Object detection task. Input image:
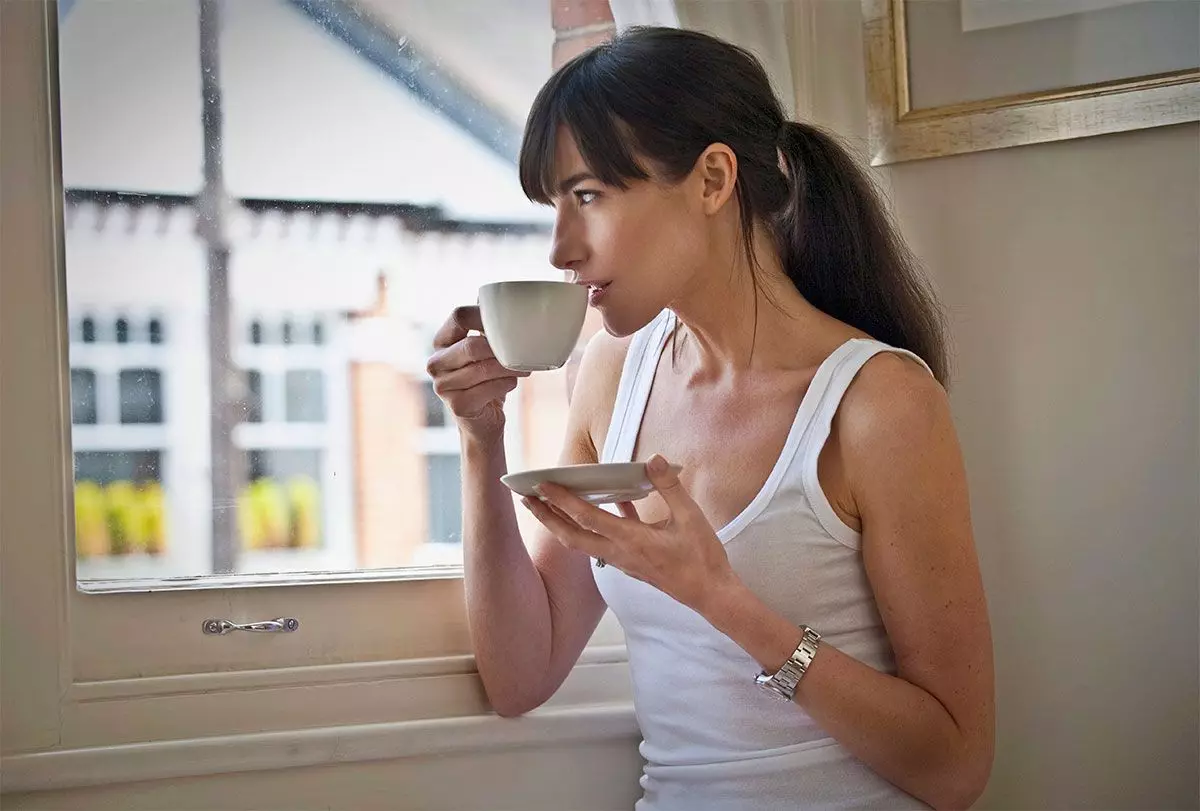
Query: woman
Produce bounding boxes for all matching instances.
[426,27,994,811]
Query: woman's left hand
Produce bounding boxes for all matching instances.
[522,454,738,612]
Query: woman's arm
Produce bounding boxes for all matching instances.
[430,309,616,717]
[698,354,994,810]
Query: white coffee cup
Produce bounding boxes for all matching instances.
[477,280,588,372]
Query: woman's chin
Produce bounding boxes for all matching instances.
[600,304,664,339]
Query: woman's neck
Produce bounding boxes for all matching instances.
[667,230,830,382]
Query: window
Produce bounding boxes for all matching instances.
[73,450,165,556]
[68,315,175,575]
[244,369,264,423]
[421,379,447,428]
[233,314,348,573]
[71,369,98,424]
[119,369,163,424]
[243,449,323,551]
[285,369,326,422]
[426,453,463,544]
[5,0,633,758]
[56,0,568,587]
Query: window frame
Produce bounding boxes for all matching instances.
[0,0,629,767]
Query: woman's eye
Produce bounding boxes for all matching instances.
[574,190,599,206]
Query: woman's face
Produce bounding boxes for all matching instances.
[547,127,711,337]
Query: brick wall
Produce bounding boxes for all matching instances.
[351,362,426,567]
[551,0,616,66]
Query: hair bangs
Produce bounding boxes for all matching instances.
[518,50,650,205]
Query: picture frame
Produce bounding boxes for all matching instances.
[862,0,1200,165]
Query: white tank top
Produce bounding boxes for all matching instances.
[594,310,933,810]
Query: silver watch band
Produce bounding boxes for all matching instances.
[755,626,821,701]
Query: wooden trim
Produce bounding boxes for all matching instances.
[3,702,640,793]
[0,0,75,754]
[69,644,629,702]
[890,0,910,119]
[56,646,632,749]
[863,0,1200,166]
[902,68,1200,122]
[77,563,463,594]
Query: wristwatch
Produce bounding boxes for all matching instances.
[755,626,821,701]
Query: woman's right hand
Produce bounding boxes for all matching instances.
[426,305,529,442]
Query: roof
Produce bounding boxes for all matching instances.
[64,189,548,237]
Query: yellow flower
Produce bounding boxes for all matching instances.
[74,480,109,557]
[140,483,167,554]
[287,476,322,549]
[105,480,142,554]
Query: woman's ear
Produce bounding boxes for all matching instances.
[696,143,738,216]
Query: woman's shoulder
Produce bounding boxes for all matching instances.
[835,346,952,466]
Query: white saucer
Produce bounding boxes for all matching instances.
[501,462,680,505]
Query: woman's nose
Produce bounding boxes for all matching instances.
[549,212,585,273]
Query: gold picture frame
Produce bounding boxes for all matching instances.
[863,0,1200,166]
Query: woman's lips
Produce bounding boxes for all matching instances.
[587,281,611,306]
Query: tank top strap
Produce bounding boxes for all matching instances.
[797,339,935,550]
[599,309,676,464]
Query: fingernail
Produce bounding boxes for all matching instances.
[647,455,668,474]
[532,484,545,496]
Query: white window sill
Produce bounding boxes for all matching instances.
[2,702,640,794]
[77,563,465,593]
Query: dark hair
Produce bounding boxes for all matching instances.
[519,26,949,384]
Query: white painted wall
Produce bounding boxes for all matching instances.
[804,2,1199,807]
[3,736,644,811]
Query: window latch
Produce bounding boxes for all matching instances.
[202,617,299,635]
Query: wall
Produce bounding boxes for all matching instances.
[896,124,1199,810]
[806,2,1199,808]
[4,737,643,811]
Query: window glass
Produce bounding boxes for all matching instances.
[119,369,164,424]
[60,0,564,583]
[71,369,98,424]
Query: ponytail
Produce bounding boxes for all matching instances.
[775,122,949,384]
